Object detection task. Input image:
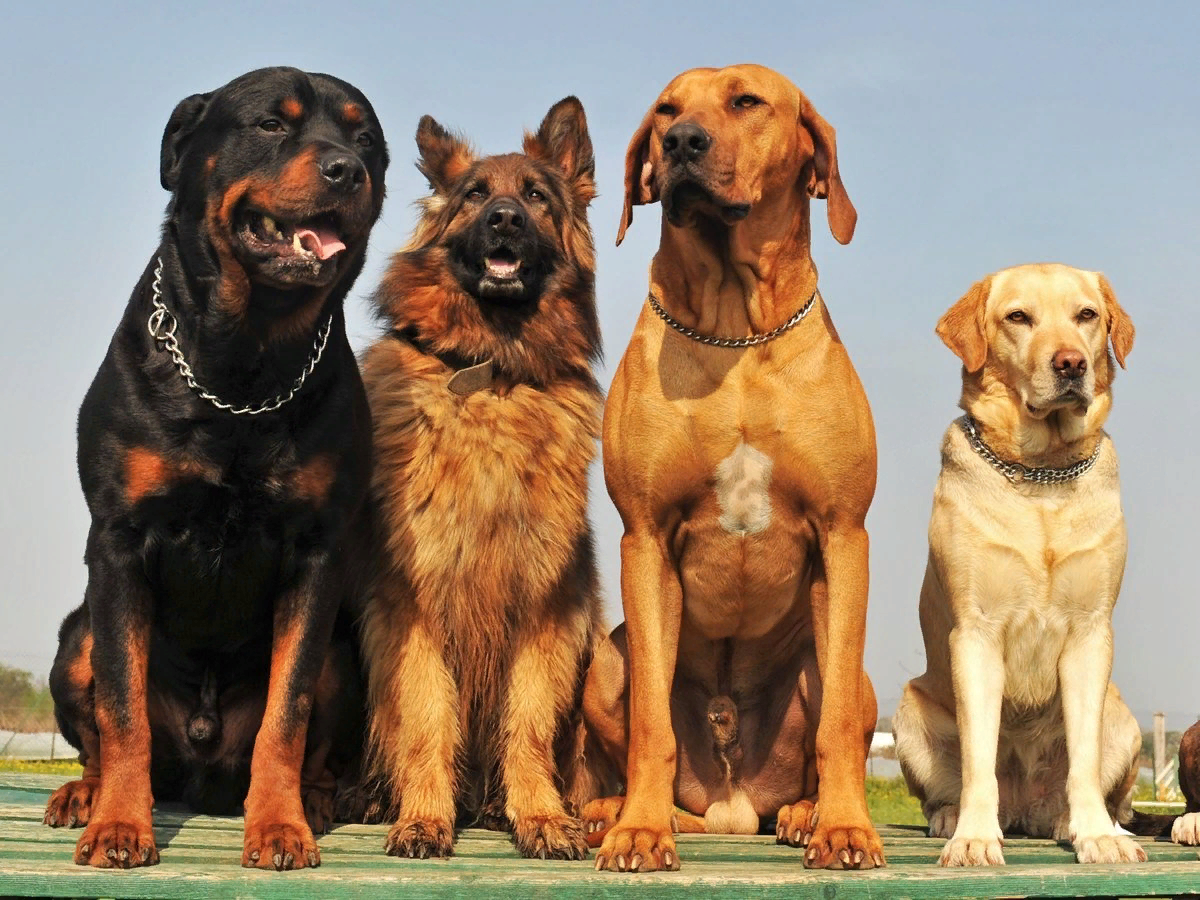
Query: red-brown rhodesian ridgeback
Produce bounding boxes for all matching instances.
[582,63,883,873]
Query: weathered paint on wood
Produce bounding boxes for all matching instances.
[2,775,1198,898]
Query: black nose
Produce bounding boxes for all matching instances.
[319,151,366,194]
[486,201,525,235]
[662,122,711,164]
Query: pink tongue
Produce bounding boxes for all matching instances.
[295,225,346,260]
[487,258,519,277]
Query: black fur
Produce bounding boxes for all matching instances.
[49,66,387,819]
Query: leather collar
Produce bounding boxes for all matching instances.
[391,327,494,396]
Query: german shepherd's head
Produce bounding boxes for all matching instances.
[375,97,600,386]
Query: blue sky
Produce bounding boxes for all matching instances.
[1,1,1197,726]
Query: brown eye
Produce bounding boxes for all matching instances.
[356,131,375,148]
[527,187,545,202]
[1078,308,1097,321]
[655,102,677,117]
[259,118,284,133]
[465,186,487,201]
[1006,310,1028,324]
[733,94,762,109]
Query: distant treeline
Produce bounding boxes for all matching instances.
[0,663,56,733]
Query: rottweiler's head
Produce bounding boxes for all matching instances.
[161,67,388,335]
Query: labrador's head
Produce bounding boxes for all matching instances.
[937,263,1134,420]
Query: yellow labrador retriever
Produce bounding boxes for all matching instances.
[893,263,1143,866]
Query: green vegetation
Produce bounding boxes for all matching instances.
[0,662,56,732]
[0,758,82,776]
[866,776,925,826]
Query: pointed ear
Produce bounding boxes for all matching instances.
[796,91,856,245]
[616,107,657,247]
[1097,273,1135,368]
[160,93,210,191]
[415,115,475,195]
[524,96,595,200]
[937,276,992,372]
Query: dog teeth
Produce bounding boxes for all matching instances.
[293,233,305,254]
[262,215,277,234]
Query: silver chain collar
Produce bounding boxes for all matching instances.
[648,288,817,348]
[145,257,334,416]
[961,415,1103,485]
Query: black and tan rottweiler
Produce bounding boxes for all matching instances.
[42,66,388,870]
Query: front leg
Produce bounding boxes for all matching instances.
[500,608,591,860]
[806,523,883,869]
[241,555,338,871]
[361,593,461,859]
[73,534,158,868]
[940,624,1005,866]
[595,528,682,873]
[1059,621,1146,864]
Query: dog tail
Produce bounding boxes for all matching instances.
[186,668,221,746]
[1125,808,1179,837]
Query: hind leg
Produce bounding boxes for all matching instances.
[776,643,877,864]
[893,676,966,839]
[1172,721,1200,846]
[775,648,828,848]
[300,632,363,834]
[580,626,631,841]
[45,607,101,828]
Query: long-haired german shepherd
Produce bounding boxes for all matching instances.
[358,97,606,860]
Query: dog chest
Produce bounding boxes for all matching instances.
[383,376,600,601]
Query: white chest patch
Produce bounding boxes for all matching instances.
[715,441,773,536]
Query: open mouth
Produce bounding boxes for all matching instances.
[484,247,522,281]
[234,209,349,284]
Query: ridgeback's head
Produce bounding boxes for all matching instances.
[938,263,1134,429]
[616,64,855,247]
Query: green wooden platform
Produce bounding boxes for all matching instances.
[2,775,1198,898]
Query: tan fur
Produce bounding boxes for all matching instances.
[583,64,882,874]
[893,263,1145,867]
[359,98,606,861]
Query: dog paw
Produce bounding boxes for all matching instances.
[927,805,959,838]
[1074,833,1147,864]
[939,829,1005,867]
[74,819,159,868]
[303,786,335,836]
[581,796,624,846]
[804,820,885,869]
[1173,812,1200,846]
[242,820,320,870]
[384,818,454,859]
[594,822,678,872]
[513,813,588,860]
[775,799,818,846]
[44,778,98,828]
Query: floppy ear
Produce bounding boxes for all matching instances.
[796,91,856,245]
[1097,273,1134,368]
[524,96,595,197]
[160,93,210,191]
[937,276,992,373]
[415,115,475,195]
[616,108,657,246]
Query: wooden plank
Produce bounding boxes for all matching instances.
[1,775,1198,899]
